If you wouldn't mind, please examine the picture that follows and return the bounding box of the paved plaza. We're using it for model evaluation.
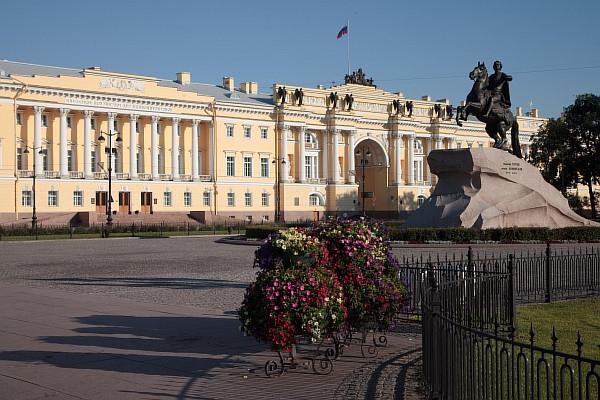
[0,237,597,399]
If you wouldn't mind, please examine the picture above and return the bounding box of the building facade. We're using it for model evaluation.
[0,60,545,226]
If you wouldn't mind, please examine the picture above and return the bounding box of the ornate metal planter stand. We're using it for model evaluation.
[264,336,338,377]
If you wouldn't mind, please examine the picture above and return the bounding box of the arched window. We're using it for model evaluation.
[417,195,427,206]
[414,139,424,154]
[309,193,324,206]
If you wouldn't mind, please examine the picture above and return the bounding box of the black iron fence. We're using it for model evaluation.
[421,272,599,400]
[404,245,600,399]
[398,244,600,322]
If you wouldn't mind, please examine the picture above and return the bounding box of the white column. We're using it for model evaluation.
[171,118,180,180]
[129,114,138,180]
[107,113,116,176]
[298,127,306,183]
[33,106,44,176]
[407,134,415,185]
[151,116,159,180]
[347,130,356,184]
[448,137,456,149]
[192,119,200,180]
[332,128,340,183]
[280,124,289,182]
[84,110,93,178]
[208,121,214,179]
[322,130,329,182]
[59,108,69,178]
[395,133,403,185]
[129,114,138,179]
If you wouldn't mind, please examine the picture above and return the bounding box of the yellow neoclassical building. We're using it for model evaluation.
[0,60,545,226]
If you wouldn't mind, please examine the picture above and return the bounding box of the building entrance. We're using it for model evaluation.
[354,138,389,216]
[119,192,131,214]
[140,192,153,214]
[95,191,107,215]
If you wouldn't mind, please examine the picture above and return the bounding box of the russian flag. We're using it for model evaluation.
[336,25,348,39]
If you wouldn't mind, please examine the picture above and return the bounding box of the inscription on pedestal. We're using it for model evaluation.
[500,161,523,175]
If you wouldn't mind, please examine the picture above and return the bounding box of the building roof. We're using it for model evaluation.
[157,81,274,107]
[0,59,82,78]
[0,59,274,107]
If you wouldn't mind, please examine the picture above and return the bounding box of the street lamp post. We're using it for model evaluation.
[97,129,122,235]
[272,157,286,224]
[355,145,371,216]
[22,145,45,237]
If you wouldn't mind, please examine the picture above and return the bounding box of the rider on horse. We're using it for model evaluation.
[483,60,512,118]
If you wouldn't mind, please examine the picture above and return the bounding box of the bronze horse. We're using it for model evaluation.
[456,62,522,158]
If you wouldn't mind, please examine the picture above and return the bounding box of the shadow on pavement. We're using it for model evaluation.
[31,277,249,290]
[0,314,268,398]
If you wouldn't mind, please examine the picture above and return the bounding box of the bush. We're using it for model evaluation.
[245,225,282,239]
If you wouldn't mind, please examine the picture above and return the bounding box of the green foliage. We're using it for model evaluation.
[530,94,600,218]
[388,226,600,242]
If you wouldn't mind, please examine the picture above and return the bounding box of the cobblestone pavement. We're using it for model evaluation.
[0,237,596,399]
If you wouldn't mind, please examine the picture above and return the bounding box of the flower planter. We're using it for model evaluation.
[264,335,339,377]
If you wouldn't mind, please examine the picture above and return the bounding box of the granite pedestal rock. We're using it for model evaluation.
[405,148,599,229]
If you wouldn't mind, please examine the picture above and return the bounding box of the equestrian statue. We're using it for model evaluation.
[456,60,522,158]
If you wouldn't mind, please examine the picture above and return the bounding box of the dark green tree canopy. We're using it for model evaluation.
[530,94,600,218]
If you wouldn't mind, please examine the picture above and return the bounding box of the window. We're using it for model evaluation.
[184,192,192,207]
[262,215,269,222]
[261,192,269,207]
[478,142,484,148]
[414,139,423,154]
[90,118,96,130]
[67,150,73,172]
[91,150,97,172]
[226,156,235,176]
[21,190,32,207]
[16,113,22,125]
[136,121,140,133]
[163,191,172,206]
[41,115,48,128]
[203,191,211,206]
[260,157,269,177]
[417,195,427,206]
[226,125,234,137]
[113,119,118,132]
[243,156,252,177]
[413,160,423,183]
[456,142,462,149]
[260,127,268,139]
[136,152,141,172]
[245,192,252,207]
[294,197,300,206]
[467,142,473,149]
[305,156,313,179]
[16,148,23,170]
[73,191,83,207]
[244,126,251,138]
[48,190,58,207]
[41,149,48,171]
[227,192,235,207]
[67,116,72,128]
[309,194,322,206]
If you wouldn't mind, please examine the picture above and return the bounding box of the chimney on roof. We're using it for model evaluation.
[176,71,191,85]
[516,106,523,116]
[223,76,234,91]
[240,82,258,94]
[530,108,539,118]
[421,95,432,102]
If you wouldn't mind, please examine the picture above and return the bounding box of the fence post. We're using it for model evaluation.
[187,222,190,236]
[429,274,442,400]
[467,246,473,270]
[69,222,73,239]
[545,242,552,303]
[508,254,516,333]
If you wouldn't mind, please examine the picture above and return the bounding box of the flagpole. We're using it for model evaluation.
[347,18,350,76]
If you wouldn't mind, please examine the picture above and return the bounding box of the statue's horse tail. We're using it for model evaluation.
[456,105,463,127]
[511,119,522,158]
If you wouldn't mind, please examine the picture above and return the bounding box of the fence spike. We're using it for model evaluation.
[551,326,558,351]
[576,331,583,357]
[529,322,535,346]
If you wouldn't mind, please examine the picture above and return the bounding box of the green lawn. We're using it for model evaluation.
[517,297,600,360]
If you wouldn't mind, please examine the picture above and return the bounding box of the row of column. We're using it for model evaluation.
[30,106,213,181]
[279,125,357,184]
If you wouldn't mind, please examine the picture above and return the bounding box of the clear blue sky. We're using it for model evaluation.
[2,0,599,118]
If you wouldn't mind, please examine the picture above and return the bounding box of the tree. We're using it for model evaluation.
[530,94,600,219]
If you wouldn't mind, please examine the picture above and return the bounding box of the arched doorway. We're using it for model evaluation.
[354,138,389,217]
